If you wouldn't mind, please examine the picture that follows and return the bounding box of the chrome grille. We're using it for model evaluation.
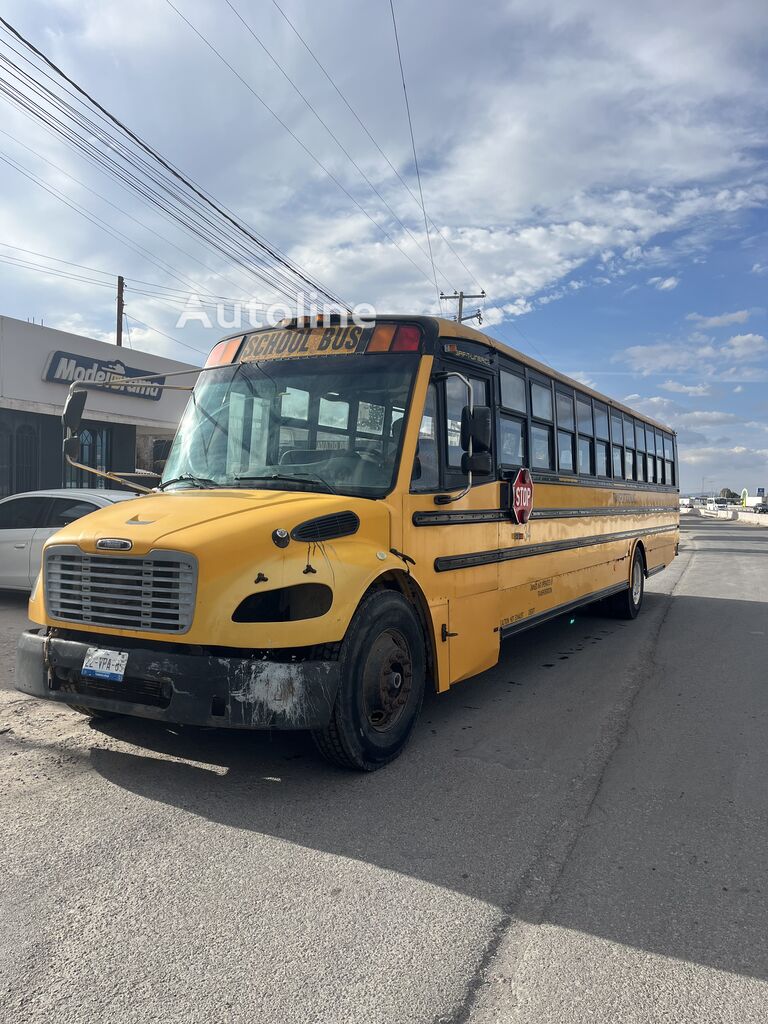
[45,545,197,633]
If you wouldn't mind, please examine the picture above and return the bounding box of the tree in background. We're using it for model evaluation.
[720,488,739,501]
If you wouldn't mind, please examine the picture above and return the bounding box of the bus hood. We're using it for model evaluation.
[46,488,388,557]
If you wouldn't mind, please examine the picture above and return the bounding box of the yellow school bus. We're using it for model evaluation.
[16,316,679,770]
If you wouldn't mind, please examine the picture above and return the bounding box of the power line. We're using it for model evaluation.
[0,124,265,302]
[124,313,209,357]
[0,52,320,304]
[164,0,442,297]
[220,0,457,293]
[388,0,440,307]
[268,0,483,292]
[0,15,347,309]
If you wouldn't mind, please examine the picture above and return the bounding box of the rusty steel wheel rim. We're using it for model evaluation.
[362,628,413,732]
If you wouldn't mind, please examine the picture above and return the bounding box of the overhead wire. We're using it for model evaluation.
[268,0,483,292]
[0,15,347,309]
[220,0,458,293]
[388,0,440,307]
[163,0,444,296]
[0,124,267,303]
[0,53,318,304]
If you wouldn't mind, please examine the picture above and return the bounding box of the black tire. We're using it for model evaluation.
[608,547,645,620]
[312,590,426,771]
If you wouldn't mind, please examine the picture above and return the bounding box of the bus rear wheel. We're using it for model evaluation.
[312,590,426,771]
[608,547,645,620]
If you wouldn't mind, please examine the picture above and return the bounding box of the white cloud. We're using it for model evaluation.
[724,333,768,360]
[648,275,680,291]
[662,380,711,395]
[733,384,744,393]
[686,310,750,328]
[568,370,599,389]
[752,263,768,275]
[676,410,739,425]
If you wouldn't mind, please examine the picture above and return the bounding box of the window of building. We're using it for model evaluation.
[625,449,634,480]
[14,424,39,493]
[636,453,646,482]
[0,427,11,498]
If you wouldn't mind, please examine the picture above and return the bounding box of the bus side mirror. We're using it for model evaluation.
[460,405,492,453]
[461,451,493,475]
[62,389,87,434]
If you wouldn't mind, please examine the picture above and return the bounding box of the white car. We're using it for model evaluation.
[0,488,138,591]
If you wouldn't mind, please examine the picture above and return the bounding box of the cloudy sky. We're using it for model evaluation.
[0,0,767,493]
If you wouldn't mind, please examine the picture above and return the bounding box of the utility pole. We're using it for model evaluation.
[440,290,486,325]
[116,275,125,347]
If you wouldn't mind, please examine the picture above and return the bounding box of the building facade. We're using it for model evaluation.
[0,315,198,496]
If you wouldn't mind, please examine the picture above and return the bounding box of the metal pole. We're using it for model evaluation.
[116,275,124,347]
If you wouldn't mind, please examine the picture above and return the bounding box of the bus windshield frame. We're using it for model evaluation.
[161,353,420,498]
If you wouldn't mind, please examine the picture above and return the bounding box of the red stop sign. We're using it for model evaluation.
[512,467,534,525]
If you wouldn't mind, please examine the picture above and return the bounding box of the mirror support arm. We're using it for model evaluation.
[62,453,154,494]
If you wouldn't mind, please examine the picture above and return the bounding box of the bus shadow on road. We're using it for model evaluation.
[87,590,768,984]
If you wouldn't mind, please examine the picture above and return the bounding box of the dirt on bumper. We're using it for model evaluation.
[15,629,340,730]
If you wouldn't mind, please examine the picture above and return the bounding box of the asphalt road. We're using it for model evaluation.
[1,516,766,1023]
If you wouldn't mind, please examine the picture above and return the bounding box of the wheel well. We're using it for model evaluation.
[358,571,438,692]
[634,540,648,576]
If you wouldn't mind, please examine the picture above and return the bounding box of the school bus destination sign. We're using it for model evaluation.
[43,350,166,400]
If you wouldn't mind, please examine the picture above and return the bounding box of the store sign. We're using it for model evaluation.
[43,350,165,400]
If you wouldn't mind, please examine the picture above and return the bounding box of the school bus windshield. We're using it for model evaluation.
[161,353,418,497]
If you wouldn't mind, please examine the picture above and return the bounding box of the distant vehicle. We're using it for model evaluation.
[753,504,768,514]
[679,497,693,508]
[0,488,138,591]
[706,498,729,511]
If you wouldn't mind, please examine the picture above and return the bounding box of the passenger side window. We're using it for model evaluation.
[0,496,48,530]
[411,384,439,490]
[46,498,99,528]
[530,378,554,471]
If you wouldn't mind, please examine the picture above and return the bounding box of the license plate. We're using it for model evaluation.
[81,647,129,682]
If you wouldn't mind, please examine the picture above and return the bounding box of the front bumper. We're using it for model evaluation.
[15,629,340,730]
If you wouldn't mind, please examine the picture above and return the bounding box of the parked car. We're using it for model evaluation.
[0,488,138,591]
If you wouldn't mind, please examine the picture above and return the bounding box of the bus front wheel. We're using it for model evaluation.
[312,590,426,771]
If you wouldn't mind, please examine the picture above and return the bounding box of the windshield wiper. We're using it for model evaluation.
[234,472,336,494]
[158,474,219,490]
